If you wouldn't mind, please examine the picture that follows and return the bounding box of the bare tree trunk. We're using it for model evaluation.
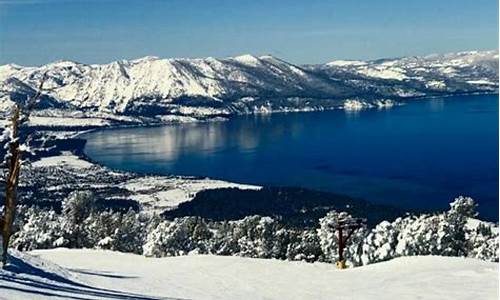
[2,106,21,267]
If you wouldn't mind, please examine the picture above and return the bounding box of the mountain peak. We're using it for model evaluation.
[230,54,261,66]
[45,60,80,68]
[326,60,367,67]
[130,56,160,64]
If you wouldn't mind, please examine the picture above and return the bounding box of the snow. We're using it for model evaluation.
[342,99,396,111]
[326,60,367,67]
[426,80,446,89]
[22,150,261,213]
[31,152,95,169]
[0,53,334,115]
[157,114,199,123]
[467,218,499,234]
[343,99,367,111]
[356,66,408,80]
[28,116,111,128]
[0,50,497,123]
[0,248,497,300]
[174,105,230,117]
[467,80,497,86]
[231,54,261,66]
[122,176,260,211]
[439,67,457,75]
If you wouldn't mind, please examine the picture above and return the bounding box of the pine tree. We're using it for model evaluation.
[143,217,212,257]
[439,196,478,257]
[11,207,66,250]
[286,229,323,262]
[361,220,399,265]
[62,191,96,247]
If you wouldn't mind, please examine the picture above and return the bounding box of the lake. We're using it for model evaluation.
[82,94,499,220]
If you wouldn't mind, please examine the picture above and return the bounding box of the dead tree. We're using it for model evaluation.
[1,77,45,267]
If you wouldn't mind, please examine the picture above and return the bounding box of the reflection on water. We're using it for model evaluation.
[83,94,499,220]
[89,114,313,162]
[429,99,445,112]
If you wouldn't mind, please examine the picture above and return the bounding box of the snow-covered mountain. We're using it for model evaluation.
[0,54,350,116]
[308,50,499,98]
[0,50,497,122]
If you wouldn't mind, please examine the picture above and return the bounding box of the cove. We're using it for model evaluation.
[82,94,499,220]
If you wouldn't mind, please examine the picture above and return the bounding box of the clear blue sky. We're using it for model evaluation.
[0,0,498,66]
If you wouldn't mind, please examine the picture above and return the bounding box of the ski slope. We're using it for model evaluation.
[0,248,497,300]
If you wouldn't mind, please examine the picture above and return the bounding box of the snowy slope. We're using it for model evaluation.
[311,50,499,97]
[0,54,348,115]
[328,50,498,82]
[0,248,497,300]
[0,51,497,124]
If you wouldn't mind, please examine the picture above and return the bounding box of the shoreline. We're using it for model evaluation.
[16,92,498,220]
[67,91,499,137]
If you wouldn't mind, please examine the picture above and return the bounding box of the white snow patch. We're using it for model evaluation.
[157,114,199,123]
[357,67,408,80]
[28,116,111,128]
[467,80,497,86]
[121,177,260,211]
[326,60,367,67]
[467,218,499,234]
[439,67,456,75]
[343,99,369,111]
[231,54,261,66]
[426,80,446,89]
[32,152,95,169]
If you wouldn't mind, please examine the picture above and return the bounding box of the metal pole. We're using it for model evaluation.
[337,226,346,269]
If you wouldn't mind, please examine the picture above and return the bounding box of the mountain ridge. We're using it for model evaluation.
[0,50,497,124]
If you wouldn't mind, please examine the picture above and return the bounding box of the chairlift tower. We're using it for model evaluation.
[328,216,367,269]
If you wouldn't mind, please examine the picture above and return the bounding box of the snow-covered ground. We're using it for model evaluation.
[32,152,95,169]
[28,116,112,128]
[121,176,259,211]
[28,152,260,212]
[0,249,497,300]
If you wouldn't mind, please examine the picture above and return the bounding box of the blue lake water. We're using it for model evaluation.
[83,94,499,220]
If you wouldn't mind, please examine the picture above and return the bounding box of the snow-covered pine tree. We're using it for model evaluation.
[438,197,476,257]
[83,210,119,249]
[394,213,443,256]
[206,220,239,256]
[361,220,399,265]
[11,206,66,250]
[85,209,144,254]
[448,196,478,218]
[143,217,212,257]
[285,229,323,262]
[468,226,499,262]
[110,209,145,253]
[62,191,96,248]
[232,215,279,259]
